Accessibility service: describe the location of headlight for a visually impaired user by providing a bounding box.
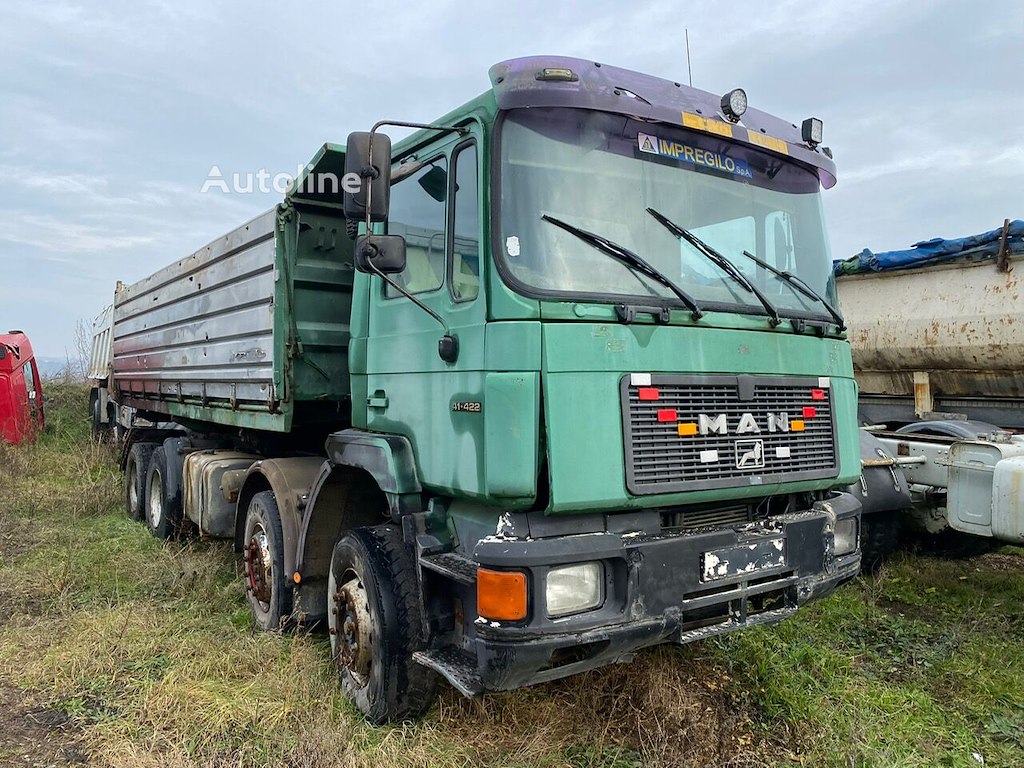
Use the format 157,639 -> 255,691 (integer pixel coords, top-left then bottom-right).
545,562 -> 603,618
834,518 -> 858,556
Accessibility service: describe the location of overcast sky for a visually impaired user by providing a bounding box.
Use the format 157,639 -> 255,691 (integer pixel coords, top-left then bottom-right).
1,0 -> 1021,356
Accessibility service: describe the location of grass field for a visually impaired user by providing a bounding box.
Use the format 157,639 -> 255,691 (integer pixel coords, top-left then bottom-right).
1,383 -> 1022,767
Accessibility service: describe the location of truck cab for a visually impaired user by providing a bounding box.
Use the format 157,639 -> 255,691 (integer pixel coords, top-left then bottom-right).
0,330 -> 44,445
328,57 -> 862,706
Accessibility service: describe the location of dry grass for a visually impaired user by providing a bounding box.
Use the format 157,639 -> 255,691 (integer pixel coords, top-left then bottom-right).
2,383 -> 1022,768
0,384 -> 770,768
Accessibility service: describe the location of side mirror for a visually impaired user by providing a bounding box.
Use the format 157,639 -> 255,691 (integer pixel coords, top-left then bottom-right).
355,235 -> 406,275
344,131 -> 392,222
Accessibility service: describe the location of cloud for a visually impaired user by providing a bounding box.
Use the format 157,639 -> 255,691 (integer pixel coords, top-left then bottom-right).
1,0 -> 1021,354
0,212 -> 156,255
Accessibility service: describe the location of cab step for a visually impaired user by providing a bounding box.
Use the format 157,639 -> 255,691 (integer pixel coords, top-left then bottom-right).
413,647 -> 483,697
419,552 -> 478,585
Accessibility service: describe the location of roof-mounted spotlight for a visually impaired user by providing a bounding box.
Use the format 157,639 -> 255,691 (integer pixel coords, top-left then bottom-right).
720,88 -> 747,122
801,117 -> 823,147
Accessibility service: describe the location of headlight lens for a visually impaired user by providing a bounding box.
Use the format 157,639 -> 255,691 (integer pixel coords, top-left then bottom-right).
834,518 -> 858,556
545,562 -> 603,618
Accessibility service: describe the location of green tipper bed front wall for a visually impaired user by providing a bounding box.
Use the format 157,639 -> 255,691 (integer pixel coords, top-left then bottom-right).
112,200 -> 354,433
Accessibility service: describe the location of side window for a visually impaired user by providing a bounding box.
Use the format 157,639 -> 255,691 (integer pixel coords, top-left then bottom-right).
23,361 -> 35,400
385,156 -> 448,297
450,144 -> 480,302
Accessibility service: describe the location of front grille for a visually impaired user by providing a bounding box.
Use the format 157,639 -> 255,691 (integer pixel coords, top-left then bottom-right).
622,374 -> 838,495
661,503 -> 756,531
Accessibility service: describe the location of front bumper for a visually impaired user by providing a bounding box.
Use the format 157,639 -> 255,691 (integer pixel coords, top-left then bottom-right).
462,493 -> 860,693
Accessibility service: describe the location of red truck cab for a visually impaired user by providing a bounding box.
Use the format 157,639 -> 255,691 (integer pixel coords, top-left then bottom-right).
0,330 -> 44,445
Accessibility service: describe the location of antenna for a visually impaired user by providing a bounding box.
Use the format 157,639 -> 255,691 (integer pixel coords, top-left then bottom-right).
685,29 -> 693,86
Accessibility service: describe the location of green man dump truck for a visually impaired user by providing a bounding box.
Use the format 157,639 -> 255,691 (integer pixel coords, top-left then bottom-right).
836,221 -> 1024,562
104,56 -> 862,723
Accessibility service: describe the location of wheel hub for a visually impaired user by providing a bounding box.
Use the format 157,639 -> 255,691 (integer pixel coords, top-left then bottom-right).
128,463 -> 139,511
332,575 -> 372,685
147,474 -> 162,528
246,525 -> 273,610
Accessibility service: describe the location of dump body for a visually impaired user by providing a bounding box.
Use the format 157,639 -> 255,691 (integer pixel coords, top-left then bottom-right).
112,203 -> 354,433
0,331 -> 44,444
837,224 -> 1024,427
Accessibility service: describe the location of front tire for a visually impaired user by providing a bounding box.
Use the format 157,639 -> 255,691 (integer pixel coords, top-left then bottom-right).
860,511 -> 901,573
327,525 -> 437,724
145,446 -> 183,540
243,491 -> 291,630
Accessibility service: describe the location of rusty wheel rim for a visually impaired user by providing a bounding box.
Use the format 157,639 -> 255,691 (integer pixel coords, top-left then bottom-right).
331,571 -> 372,687
246,523 -> 273,612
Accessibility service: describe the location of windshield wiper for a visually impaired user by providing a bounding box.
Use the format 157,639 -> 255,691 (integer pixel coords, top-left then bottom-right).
740,250 -> 846,331
542,214 -> 703,320
646,207 -> 782,327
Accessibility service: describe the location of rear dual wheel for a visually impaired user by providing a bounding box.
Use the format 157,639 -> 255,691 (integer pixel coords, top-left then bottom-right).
145,446 -> 184,540
124,442 -> 157,521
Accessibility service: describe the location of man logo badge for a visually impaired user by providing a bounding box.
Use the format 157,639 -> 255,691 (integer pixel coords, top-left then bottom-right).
736,439 -> 765,469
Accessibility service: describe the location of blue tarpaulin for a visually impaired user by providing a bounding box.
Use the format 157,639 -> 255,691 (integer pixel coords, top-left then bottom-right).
834,220 -> 1024,276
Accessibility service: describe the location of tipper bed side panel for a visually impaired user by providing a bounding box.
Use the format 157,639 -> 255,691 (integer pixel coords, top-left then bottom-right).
112,208 -> 286,431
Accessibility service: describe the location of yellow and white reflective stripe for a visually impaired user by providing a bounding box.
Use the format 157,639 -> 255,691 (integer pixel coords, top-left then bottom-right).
747,131 -> 789,155
681,112 -> 792,157
681,112 -> 734,138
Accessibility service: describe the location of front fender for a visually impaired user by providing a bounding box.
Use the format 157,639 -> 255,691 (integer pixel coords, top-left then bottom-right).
324,429 -> 422,516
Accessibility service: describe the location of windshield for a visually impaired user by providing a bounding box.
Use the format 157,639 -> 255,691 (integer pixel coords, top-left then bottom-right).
497,108 -> 837,319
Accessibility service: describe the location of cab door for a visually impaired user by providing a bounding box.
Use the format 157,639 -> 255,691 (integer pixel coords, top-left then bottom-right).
362,128 -> 488,496
0,361 -> 33,445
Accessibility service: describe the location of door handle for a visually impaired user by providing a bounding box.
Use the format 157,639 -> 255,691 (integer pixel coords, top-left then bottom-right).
367,390 -> 389,409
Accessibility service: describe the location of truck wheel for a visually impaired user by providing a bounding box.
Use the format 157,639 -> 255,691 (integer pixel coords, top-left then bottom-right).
243,491 -> 292,630
124,442 -> 157,521
327,525 -> 438,724
90,395 -> 103,442
860,511 -> 901,573
145,446 -> 183,540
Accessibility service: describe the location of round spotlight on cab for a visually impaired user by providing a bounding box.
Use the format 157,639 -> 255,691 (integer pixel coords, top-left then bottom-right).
720,88 -> 747,122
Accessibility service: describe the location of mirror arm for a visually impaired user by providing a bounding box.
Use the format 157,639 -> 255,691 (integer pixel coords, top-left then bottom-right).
368,260 -> 459,363
360,120 -> 468,363
367,259 -> 452,338
364,120 -> 469,239
358,121 -> 467,363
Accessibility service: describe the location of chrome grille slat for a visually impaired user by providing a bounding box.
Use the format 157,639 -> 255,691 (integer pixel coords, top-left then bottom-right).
622,374 -> 839,495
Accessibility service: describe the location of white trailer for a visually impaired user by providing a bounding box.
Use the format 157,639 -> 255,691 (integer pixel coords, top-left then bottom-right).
836,220 -> 1024,557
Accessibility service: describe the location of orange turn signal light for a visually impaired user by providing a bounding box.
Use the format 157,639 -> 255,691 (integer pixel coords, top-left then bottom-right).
477,568 -> 528,622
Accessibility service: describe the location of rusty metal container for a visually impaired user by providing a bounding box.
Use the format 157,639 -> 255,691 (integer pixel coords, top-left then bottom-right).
838,253 -> 1024,409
